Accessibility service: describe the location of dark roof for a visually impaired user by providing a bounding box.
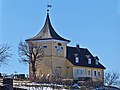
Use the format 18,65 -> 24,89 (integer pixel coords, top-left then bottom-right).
26,13 -> 70,42
66,46 -> 106,69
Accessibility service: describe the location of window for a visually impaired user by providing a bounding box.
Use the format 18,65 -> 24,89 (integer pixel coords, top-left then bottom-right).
96,60 -> 99,65
76,68 -> 79,76
98,70 -> 101,76
43,45 -> 47,48
94,71 -> 97,76
88,58 -> 91,64
80,68 -> 83,76
55,46 -> 57,48
75,57 -> 79,63
88,69 -> 91,76
61,46 -> 64,49
86,55 -> 91,64
94,56 -> 99,65
57,46 -> 62,54
55,46 -> 63,54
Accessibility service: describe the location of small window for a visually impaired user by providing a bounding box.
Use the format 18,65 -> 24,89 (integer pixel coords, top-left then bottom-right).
43,45 -> 47,48
61,46 -> 63,49
57,46 -> 62,54
96,60 -> 99,65
88,69 -> 91,76
94,56 -> 99,65
55,46 -> 57,48
75,57 -> 79,63
94,71 -> 97,76
88,58 -> 91,64
98,70 -> 101,76
86,55 -> 91,64
76,68 -> 79,76
80,68 -> 83,76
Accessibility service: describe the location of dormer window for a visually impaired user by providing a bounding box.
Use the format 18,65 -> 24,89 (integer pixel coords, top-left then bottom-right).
86,55 -> 91,64
94,56 -> 99,65
88,58 -> 91,64
96,60 -> 99,65
75,57 -> 79,63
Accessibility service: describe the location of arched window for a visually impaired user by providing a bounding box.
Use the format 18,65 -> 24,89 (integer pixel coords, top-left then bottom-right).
94,56 -> 99,65
98,70 -> 101,76
96,59 -> 99,65
75,57 -> 79,63
88,58 -> 91,64
75,68 -> 79,76
94,70 -> 97,76
80,68 -> 83,76
88,69 -> 91,76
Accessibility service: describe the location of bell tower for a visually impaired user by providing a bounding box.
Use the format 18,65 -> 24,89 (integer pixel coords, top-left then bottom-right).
26,5 -> 70,78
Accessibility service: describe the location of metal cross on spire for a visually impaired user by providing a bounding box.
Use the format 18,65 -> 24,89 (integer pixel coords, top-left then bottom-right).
47,0 -> 52,13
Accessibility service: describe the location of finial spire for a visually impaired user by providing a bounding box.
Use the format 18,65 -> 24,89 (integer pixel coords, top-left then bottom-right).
47,0 -> 52,14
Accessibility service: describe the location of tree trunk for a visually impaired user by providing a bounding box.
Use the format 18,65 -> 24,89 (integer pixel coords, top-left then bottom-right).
31,62 -> 36,82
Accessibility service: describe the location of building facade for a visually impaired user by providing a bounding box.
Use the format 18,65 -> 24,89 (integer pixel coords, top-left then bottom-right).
26,12 -> 106,82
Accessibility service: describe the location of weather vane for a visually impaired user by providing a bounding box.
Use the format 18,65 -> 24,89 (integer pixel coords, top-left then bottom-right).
47,0 -> 52,13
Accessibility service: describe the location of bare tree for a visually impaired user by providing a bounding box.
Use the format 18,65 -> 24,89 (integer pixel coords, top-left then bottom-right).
104,70 -> 120,86
18,41 -> 44,81
0,44 -> 11,65
51,67 -> 63,84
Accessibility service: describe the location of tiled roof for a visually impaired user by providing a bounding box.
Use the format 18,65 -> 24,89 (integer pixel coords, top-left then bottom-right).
66,46 -> 106,69
26,13 -> 70,42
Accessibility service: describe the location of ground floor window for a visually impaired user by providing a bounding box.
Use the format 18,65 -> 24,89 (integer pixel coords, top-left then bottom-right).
75,68 -> 79,76
80,68 -> 83,76
98,70 -> 101,76
93,70 -> 97,76
88,69 -> 91,76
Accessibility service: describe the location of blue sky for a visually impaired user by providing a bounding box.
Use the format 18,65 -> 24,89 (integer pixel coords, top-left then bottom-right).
0,0 -> 120,75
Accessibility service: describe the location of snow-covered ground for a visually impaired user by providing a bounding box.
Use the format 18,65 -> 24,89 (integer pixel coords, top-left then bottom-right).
19,86 -> 66,90
15,83 -> 67,90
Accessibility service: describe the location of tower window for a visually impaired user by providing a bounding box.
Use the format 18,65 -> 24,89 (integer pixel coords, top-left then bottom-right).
43,45 -> 47,48
55,46 -> 57,48
61,46 -> 64,49
75,57 -> 79,63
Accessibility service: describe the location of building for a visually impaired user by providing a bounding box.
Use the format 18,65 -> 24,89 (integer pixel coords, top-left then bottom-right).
26,11 -> 106,82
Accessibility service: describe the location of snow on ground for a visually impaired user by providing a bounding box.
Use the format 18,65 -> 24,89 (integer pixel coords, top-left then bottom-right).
16,83 -> 67,90
19,86 -> 66,90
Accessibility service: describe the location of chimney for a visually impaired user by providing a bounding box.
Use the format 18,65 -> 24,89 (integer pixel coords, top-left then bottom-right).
76,44 -> 80,48
94,56 -> 99,60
